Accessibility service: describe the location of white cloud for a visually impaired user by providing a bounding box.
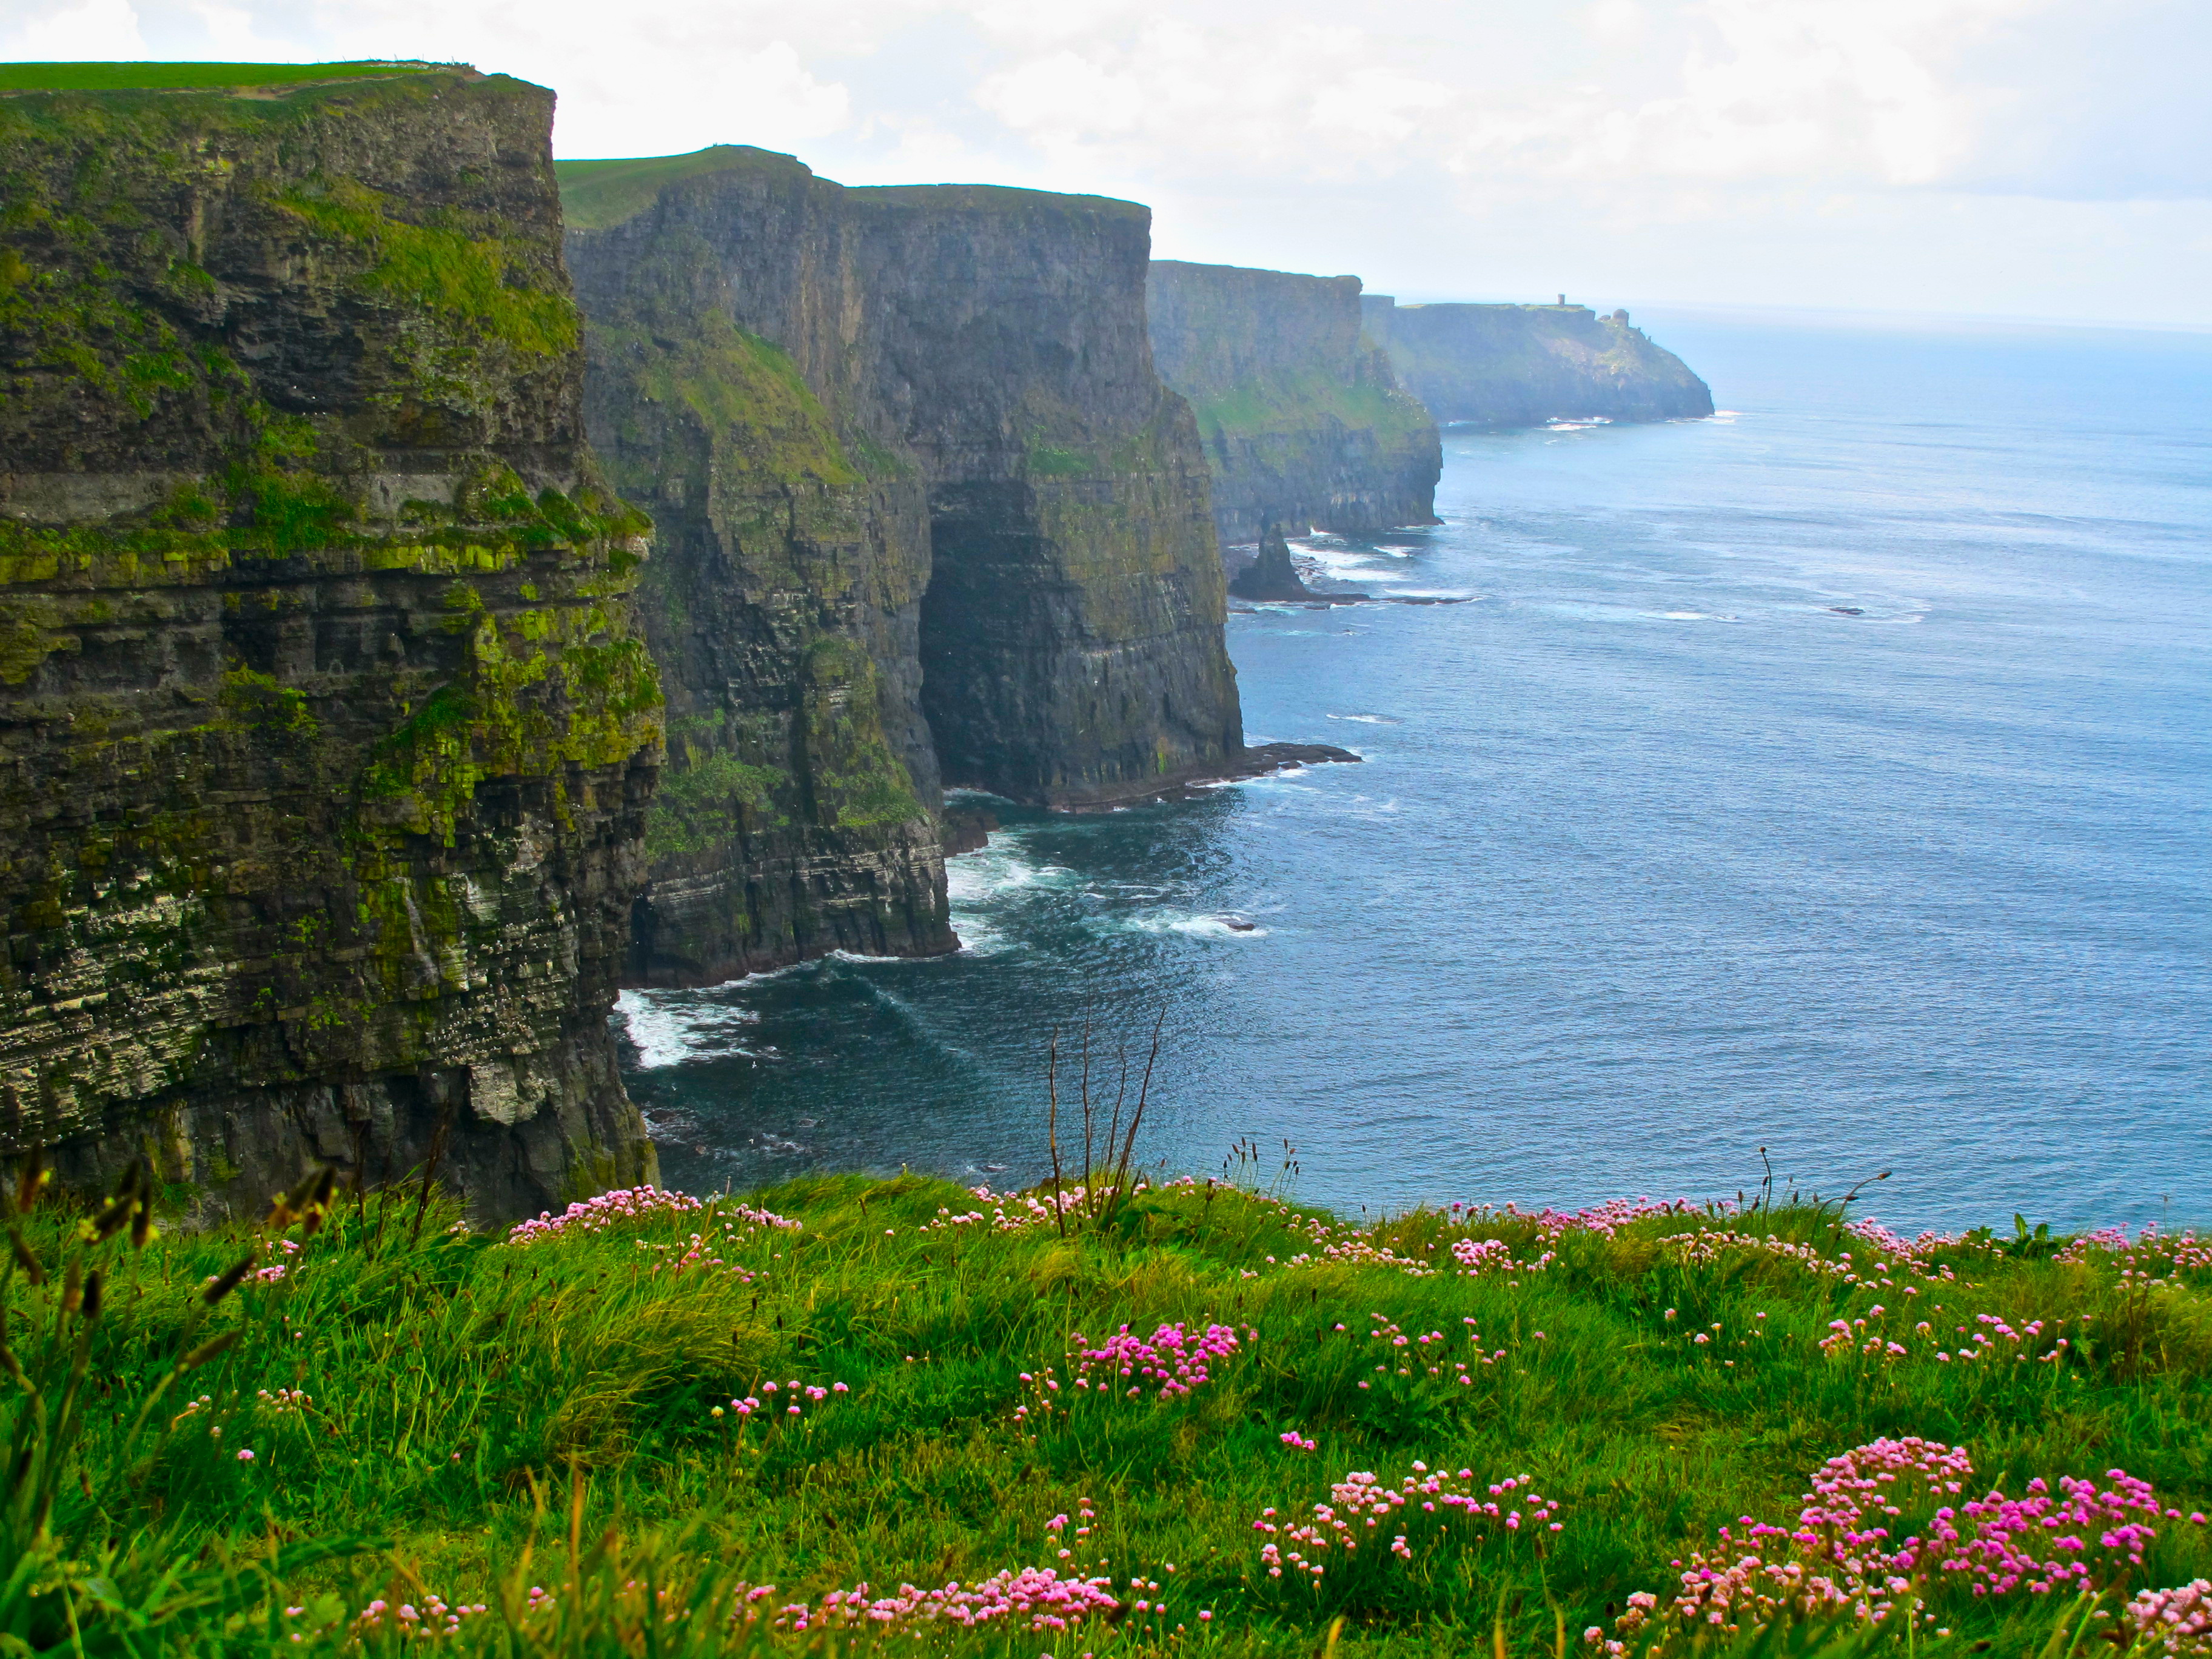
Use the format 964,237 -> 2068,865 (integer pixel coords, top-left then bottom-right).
3,0 -> 2204,323
5,0 -> 150,59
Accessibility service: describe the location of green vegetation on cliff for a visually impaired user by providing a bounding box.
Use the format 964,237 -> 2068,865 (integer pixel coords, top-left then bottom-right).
0,61 -> 446,93
1367,301 -> 1713,429
554,147 -> 769,232
18,1161 -> 2212,1656
1184,369 -> 1426,446
0,65 -> 660,1218
1145,261 -> 1438,545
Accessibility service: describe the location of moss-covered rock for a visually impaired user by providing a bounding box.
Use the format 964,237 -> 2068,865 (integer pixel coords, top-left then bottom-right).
1147,261 -> 1441,549
0,64 -> 662,1222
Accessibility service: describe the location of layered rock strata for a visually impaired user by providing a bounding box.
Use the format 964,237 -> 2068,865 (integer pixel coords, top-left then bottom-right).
1362,298 -> 1713,427
0,65 -> 662,1219
1147,261 -> 1439,548
561,148 -> 1245,982
560,149 -> 953,985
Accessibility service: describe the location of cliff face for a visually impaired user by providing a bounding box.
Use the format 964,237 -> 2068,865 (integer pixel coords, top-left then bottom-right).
0,66 -> 662,1220
561,149 -> 1244,985
561,149 -> 953,985
1147,261 -> 1438,548
862,189 -> 1241,806
1362,298 -> 1714,427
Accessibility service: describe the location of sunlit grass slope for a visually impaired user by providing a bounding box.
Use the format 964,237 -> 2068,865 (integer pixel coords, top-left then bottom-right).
0,61 -> 451,93
10,1166 -> 2212,1655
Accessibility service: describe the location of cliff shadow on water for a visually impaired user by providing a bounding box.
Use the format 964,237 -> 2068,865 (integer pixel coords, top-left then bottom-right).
0,62 -> 662,1221
560,147 -> 1250,993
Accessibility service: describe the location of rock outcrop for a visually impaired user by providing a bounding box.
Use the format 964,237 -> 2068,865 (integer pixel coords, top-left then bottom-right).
1227,525 -> 1316,602
561,147 -> 1246,983
1362,298 -> 1713,427
1147,261 -> 1439,548
0,64 -> 662,1220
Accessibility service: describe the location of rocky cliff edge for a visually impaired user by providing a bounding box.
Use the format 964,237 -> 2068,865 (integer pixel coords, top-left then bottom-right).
0,64 -> 661,1220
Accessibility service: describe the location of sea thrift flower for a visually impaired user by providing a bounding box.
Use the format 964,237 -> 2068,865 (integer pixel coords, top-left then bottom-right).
1253,1464 -> 1561,1589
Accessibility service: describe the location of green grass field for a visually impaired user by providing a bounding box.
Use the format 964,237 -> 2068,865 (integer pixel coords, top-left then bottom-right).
8,1159 -> 2211,1657
0,61 -> 449,94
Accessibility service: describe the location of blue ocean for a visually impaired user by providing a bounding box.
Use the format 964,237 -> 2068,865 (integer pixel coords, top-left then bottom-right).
620,309 -> 2212,1233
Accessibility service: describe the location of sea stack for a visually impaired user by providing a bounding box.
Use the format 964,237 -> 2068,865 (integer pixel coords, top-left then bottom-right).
1228,525 -> 1318,602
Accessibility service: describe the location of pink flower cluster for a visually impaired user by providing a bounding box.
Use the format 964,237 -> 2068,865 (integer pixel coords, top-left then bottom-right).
771,1569 -> 1121,1634
1450,1236 -> 1555,1276
506,1188 -> 797,1247
1255,1464 -> 1562,1582
1592,1437 -> 2200,1652
1439,1196 -> 1701,1244
1069,1321 -> 1243,1400
349,1595 -> 489,1639
714,1378 -> 850,1423
1929,1470 -> 2162,1595
2125,1580 -> 2212,1655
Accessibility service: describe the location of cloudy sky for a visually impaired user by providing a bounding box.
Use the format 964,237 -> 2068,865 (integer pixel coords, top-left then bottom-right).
8,0 -> 2208,326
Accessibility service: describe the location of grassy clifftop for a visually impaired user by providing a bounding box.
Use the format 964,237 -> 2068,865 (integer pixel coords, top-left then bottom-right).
0,61 -> 451,93
12,1165 -> 2212,1655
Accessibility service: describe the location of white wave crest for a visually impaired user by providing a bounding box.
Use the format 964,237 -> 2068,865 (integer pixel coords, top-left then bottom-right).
617,989 -> 760,1070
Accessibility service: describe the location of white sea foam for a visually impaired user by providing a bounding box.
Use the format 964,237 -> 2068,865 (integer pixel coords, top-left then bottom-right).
1114,911 -> 1271,940
943,835 -> 1079,954
617,989 -> 760,1070
1329,713 -> 1400,725
943,837 -> 1070,903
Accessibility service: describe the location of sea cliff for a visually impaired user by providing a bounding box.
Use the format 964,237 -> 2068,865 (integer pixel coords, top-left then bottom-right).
561,148 -> 1246,985
1148,261 -> 1438,548
1363,296 -> 1713,427
0,64 -> 661,1219
560,149 -> 953,985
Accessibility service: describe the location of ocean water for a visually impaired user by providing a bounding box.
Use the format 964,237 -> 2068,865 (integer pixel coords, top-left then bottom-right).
620,309 -> 2212,1233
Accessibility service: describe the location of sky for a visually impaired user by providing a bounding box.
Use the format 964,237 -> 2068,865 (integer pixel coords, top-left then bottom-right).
6,0 -> 2209,327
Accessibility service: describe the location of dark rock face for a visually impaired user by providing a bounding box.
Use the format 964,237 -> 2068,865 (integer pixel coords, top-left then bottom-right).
0,69 -> 662,1221
1148,261 -> 1439,548
562,150 -> 1245,985
1362,297 -> 1714,427
1228,525 -> 1316,602
863,189 -> 1241,808
561,149 -> 954,985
